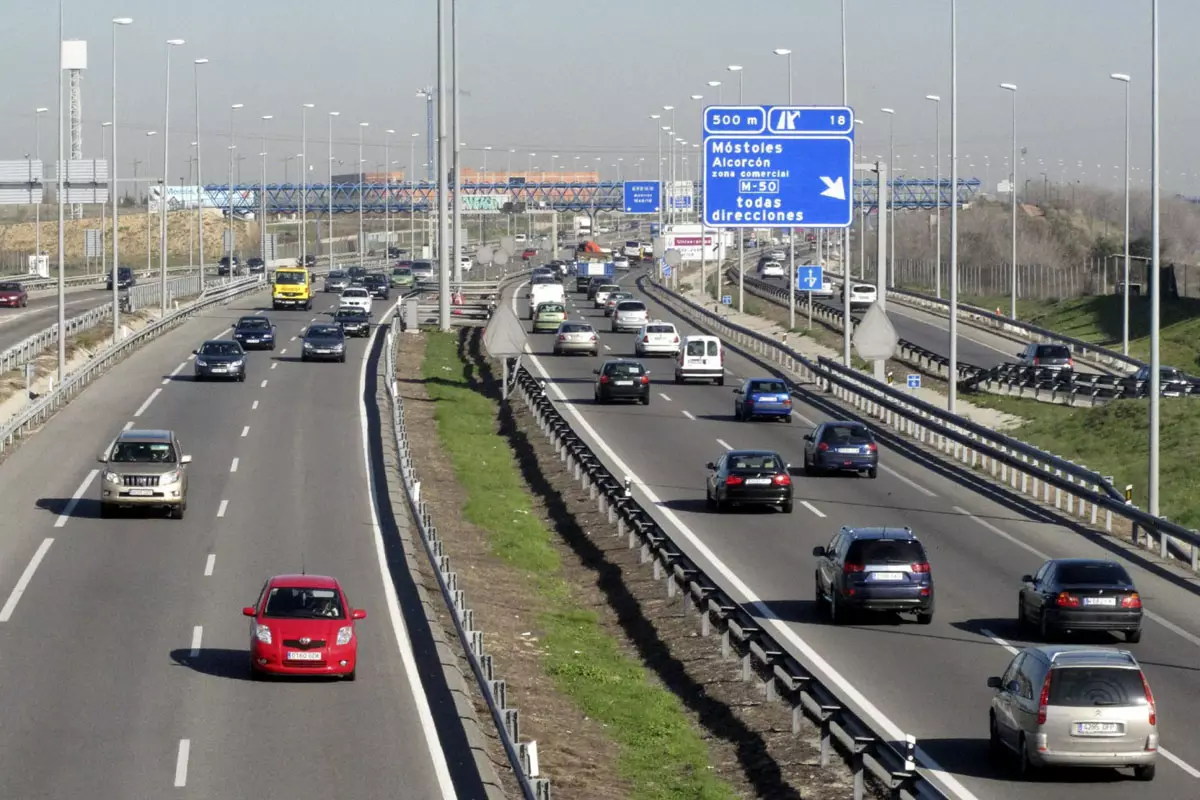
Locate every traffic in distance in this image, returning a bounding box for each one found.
[522,242,1163,784]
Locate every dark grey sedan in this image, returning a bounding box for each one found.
[193,340,247,381]
[301,324,347,362]
[324,270,350,293]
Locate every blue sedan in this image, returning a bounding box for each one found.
[733,378,793,422]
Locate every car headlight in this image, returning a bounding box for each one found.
[255,624,272,644]
[230,359,244,367]
[104,470,121,484]
[332,343,345,351]
[336,626,353,646]
[195,358,207,367]
[159,469,182,485]
[303,342,313,349]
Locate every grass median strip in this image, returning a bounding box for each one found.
[421,331,737,800]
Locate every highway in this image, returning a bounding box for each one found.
[0,282,482,798]
[514,264,1200,800]
[0,288,117,352]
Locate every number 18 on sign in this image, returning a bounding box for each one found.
[703,105,854,228]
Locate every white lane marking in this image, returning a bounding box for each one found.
[715,438,733,450]
[603,344,611,350]
[240,426,249,437]
[681,410,696,420]
[259,380,268,388]
[880,464,938,497]
[659,393,672,402]
[204,554,215,577]
[979,627,1019,655]
[189,626,203,658]
[169,360,188,380]
[133,388,162,417]
[173,740,190,787]
[270,363,278,370]
[290,335,297,342]
[251,400,259,410]
[0,538,54,622]
[229,457,239,473]
[216,499,228,518]
[358,299,458,798]
[122,421,134,431]
[280,348,287,355]
[793,411,817,427]
[514,281,983,800]
[55,469,99,528]
[188,354,196,361]
[801,500,826,518]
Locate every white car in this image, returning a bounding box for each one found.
[613,257,631,270]
[766,249,786,261]
[810,280,835,298]
[514,233,527,243]
[759,261,785,278]
[339,287,373,313]
[611,300,649,332]
[843,284,878,308]
[634,321,681,357]
[411,261,435,280]
[459,256,472,273]
[593,284,619,308]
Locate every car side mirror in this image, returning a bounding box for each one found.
[96,453,108,463]
[242,606,256,617]
[192,349,199,355]
[986,676,1003,689]
[352,609,367,620]
[705,461,716,470]
[1021,574,1034,584]
[1015,352,1024,359]
[803,434,813,441]
[812,546,826,557]
[181,454,193,464]
[592,369,600,374]
[732,388,742,394]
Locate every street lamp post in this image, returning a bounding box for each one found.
[227,104,243,270]
[159,38,185,315]
[328,111,339,265]
[55,0,65,384]
[663,105,675,224]
[100,121,112,278]
[385,129,395,248]
[33,107,48,259]
[144,131,157,274]
[1000,82,1018,318]
[774,47,795,327]
[707,80,723,103]
[948,0,960,413]
[1149,0,1162,522]
[925,95,942,297]
[358,122,368,271]
[193,58,207,289]
[727,64,745,312]
[110,17,133,341]
[881,108,895,287]
[1111,73,1132,356]
[410,133,419,251]
[260,115,272,262]
[300,103,313,263]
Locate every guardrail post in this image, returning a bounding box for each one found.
[851,736,874,800]
[818,705,840,767]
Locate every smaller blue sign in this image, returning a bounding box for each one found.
[623,180,661,214]
[796,265,824,292]
[662,265,672,277]
[721,295,733,306]
[906,374,921,390]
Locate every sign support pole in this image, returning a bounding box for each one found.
[874,160,888,382]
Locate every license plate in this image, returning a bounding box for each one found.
[615,380,634,386]
[744,478,772,485]
[245,338,259,343]
[837,447,860,454]
[210,367,227,372]
[1084,597,1117,606]
[870,572,904,581]
[126,489,154,497]
[1075,722,1119,734]
[286,651,322,661]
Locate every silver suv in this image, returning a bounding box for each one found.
[987,645,1157,780]
[97,429,192,519]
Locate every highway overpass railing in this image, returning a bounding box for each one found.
[638,274,1200,570]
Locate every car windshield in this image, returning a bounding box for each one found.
[308,326,342,338]
[1047,667,1147,707]
[275,271,306,285]
[749,380,788,394]
[1057,563,1131,585]
[598,285,618,293]
[728,453,783,471]
[605,362,644,376]
[200,342,242,356]
[1035,345,1071,359]
[847,538,926,565]
[236,319,269,330]
[685,340,710,357]
[262,586,345,619]
[853,285,874,293]
[412,262,433,272]
[822,424,873,445]
[110,441,177,463]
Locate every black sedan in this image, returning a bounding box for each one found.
[363,273,391,300]
[593,359,650,405]
[705,450,793,513]
[193,340,247,381]
[301,323,347,362]
[231,315,276,350]
[803,421,879,478]
[1019,558,1143,642]
[246,257,266,275]
[332,307,371,337]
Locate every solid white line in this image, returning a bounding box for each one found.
[880,464,938,497]
[216,499,228,518]
[0,538,54,622]
[230,457,239,473]
[240,426,249,437]
[681,410,696,420]
[801,500,826,518]
[979,627,1019,655]
[603,344,611,350]
[204,554,215,577]
[358,299,457,798]
[715,438,733,450]
[173,739,190,787]
[189,626,203,658]
[659,393,672,401]
[251,400,259,410]
[55,469,99,528]
[793,411,817,427]
[290,335,297,341]
[133,388,162,417]
[259,379,268,388]
[122,420,134,431]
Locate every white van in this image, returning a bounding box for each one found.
[675,335,724,385]
[528,281,566,319]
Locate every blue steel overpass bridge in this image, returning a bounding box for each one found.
[202,178,981,215]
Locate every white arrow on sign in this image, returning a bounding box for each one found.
[804,274,818,287]
[819,176,846,200]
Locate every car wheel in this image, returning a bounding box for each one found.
[867,467,878,479]
[594,392,604,404]
[988,714,1004,759]
[301,354,309,362]
[1134,764,1156,781]
[674,373,682,385]
[339,355,346,363]
[345,669,356,682]
[705,489,716,511]
[1126,627,1142,644]
[249,665,266,681]
[916,611,933,625]
[716,376,724,386]
[640,394,650,406]
[553,348,561,356]
[1017,597,1028,629]
[238,372,246,382]
[781,499,793,513]
[785,415,793,424]
[1038,610,1054,642]
[170,504,185,520]
[1017,735,1037,778]
[270,343,276,351]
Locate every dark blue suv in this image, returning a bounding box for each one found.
[802,420,878,478]
[813,527,933,625]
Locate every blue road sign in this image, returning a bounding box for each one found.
[721,295,733,306]
[662,265,672,277]
[623,180,661,213]
[906,374,921,390]
[703,105,854,229]
[796,265,824,292]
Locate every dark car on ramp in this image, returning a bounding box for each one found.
[193,339,247,381]
[1018,558,1143,643]
[332,306,371,337]
[363,273,391,300]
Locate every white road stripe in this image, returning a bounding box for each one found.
[133,388,162,417]
[55,469,99,528]
[880,464,938,497]
[173,740,190,787]
[715,438,733,450]
[204,554,215,576]
[122,421,134,431]
[801,500,826,518]
[290,335,297,341]
[658,393,672,401]
[217,499,229,518]
[251,400,259,410]
[259,380,268,388]
[280,348,287,354]
[0,538,54,622]
[170,361,188,376]
[681,410,696,420]
[603,344,611,350]
[240,426,249,437]
[189,626,203,658]
[270,363,278,370]
[230,457,239,473]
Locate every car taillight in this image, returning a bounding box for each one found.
[589,333,597,340]
[725,475,744,486]
[910,562,931,573]
[1037,672,1053,725]
[842,563,864,574]
[1122,592,1142,608]
[1068,358,1074,367]
[640,375,649,384]
[1055,592,1080,608]
[773,473,791,486]
[672,335,679,343]
[1140,672,1156,727]
[782,398,791,406]
[866,443,878,452]
[1033,357,1040,366]
[817,442,829,451]
[599,375,609,383]
[719,350,724,365]
[643,335,650,343]
[558,334,567,341]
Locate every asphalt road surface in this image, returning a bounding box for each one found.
[0,288,118,353]
[0,284,483,798]
[510,265,1200,800]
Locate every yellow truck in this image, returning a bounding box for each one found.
[272,266,313,310]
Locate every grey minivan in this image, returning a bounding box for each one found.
[987,645,1157,780]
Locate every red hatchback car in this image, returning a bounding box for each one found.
[242,574,366,680]
[0,281,28,308]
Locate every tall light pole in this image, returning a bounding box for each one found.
[451,0,463,284]
[663,105,675,224]
[300,103,313,263]
[227,104,243,268]
[727,64,744,101]
[948,0,960,413]
[100,121,112,278]
[1111,72,1132,356]
[839,0,853,366]
[925,95,942,298]
[193,58,207,288]
[773,48,793,101]
[55,0,65,384]
[159,38,184,315]
[880,108,896,289]
[410,133,419,251]
[1000,82,1018,318]
[358,122,369,271]
[260,115,271,261]
[385,129,395,247]
[110,17,133,341]
[774,47,795,327]
[649,114,662,233]
[1148,0,1162,521]
[728,64,745,312]
[144,130,157,273]
[327,111,339,265]
[33,107,48,259]
[436,0,451,329]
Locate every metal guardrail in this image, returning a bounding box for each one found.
[382,296,551,799]
[10,264,204,293]
[959,363,1199,404]
[638,274,1200,569]
[0,275,267,450]
[511,365,931,800]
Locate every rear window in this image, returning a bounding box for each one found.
[728,453,783,471]
[599,285,618,292]
[686,340,707,357]
[847,538,926,565]
[707,340,720,356]
[1035,345,1071,359]
[853,285,874,293]
[646,325,674,334]
[561,323,591,333]
[538,303,564,313]
[821,424,874,445]
[1047,667,1148,708]
[605,362,645,376]
[1056,563,1131,585]
[617,301,645,311]
[750,381,788,394]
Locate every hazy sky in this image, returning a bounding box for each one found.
[1,0,1196,194]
